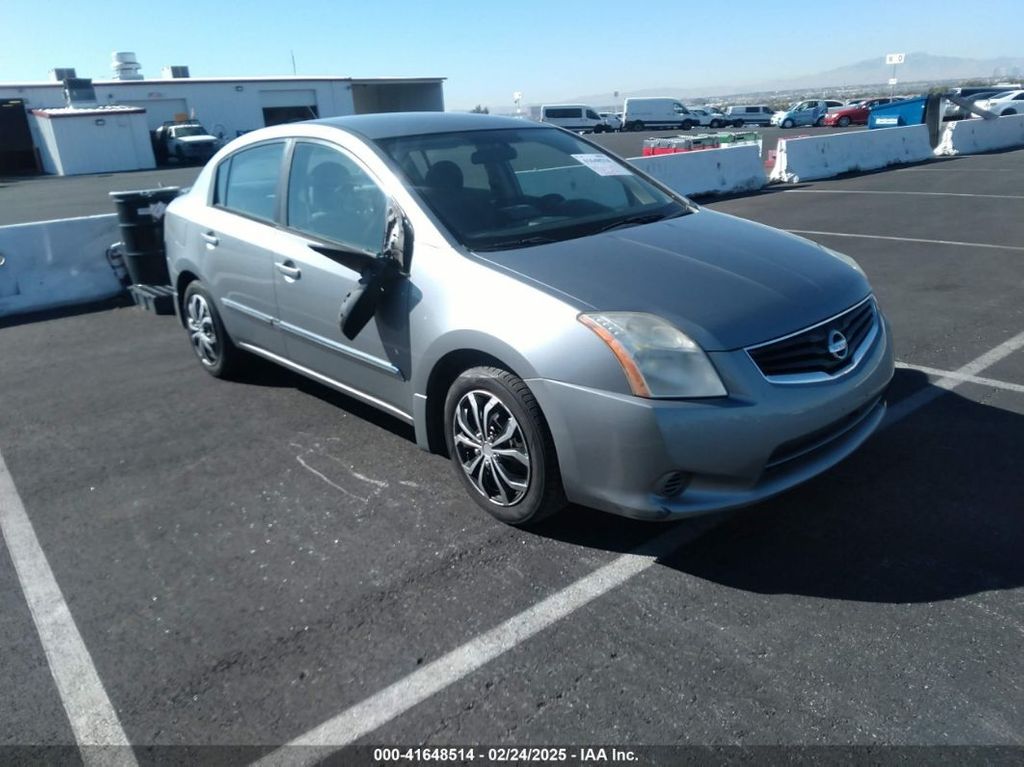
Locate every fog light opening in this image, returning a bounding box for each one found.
[654,471,691,499]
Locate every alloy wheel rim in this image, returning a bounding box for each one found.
[186,293,219,366]
[453,390,530,507]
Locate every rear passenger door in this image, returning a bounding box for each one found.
[202,141,288,355]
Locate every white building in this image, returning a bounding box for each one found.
[0,62,446,175]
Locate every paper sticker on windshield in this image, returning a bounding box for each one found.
[571,153,633,176]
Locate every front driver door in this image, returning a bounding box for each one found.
[272,140,411,417]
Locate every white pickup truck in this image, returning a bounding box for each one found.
[154,121,219,165]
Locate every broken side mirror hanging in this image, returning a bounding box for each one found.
[308,198,413,341]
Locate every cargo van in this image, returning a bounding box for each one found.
[622,98,696,131]
[539,104,611,133]
[722,105,773,127]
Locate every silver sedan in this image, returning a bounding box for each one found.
[165,112,893,526]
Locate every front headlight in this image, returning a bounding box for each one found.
[578,312,727,398]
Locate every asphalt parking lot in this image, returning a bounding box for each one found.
[2,147,1023,764]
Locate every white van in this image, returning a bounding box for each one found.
[622,97,696,131]
[540,104,611,133]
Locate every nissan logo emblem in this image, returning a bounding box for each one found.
[828,329,849,361]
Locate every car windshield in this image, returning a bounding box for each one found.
[376,127,689,252]
[174,126,206,137]
[988,91,1013,100]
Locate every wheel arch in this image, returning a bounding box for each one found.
[416,336,539,456]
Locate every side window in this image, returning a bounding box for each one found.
[286,142,386,253]
[217,142,285,222]
[586,110,601,120]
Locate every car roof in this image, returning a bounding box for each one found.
[309,112,546,140]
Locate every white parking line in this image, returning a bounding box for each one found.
[252,520,718,766]
[887,330,1024,426]
[787,230,1024,252]
[255,331,1024,762]
[0,450,137,766]
[896,362,1024,394]
[783,189,1024,200]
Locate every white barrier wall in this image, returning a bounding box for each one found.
[935,114,1024,156]
[769,125,934,183]
[629,145,767,197]
[0,214,123,318]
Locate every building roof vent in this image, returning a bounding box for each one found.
[161,65,191,79]
[50,67,77,82]
[63,78,97,107]
[111,51,143,80]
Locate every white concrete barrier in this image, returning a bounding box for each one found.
[935,114,1024,156]
[769,125,934,183]
[0,214,124,318]
[629,144,767,197]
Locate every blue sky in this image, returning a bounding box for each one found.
[2,0,1021,108]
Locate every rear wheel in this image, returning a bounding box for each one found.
[680,120,694,131]
[182,281,244,379]
[444,367,566,526]
[732,119,744,128]
[814,116,825,127]
[710,119,723,129]
[631,120,645,132]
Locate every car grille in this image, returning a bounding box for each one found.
[747,298,878,382]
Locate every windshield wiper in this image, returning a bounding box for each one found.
[473,235,559,252]
[594,210,685,234]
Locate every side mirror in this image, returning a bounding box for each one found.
[309,198,413,340]
[382,198,413,275]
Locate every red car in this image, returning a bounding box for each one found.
[823,97,899,127]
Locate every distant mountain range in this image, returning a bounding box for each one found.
[487,53,1024,111]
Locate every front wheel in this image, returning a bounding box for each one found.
[710,119,723,129]
[444,367,566,526]
[1002,109,1017,116]
[680,120,694,131]
[182,281,244,379]
[838,116,851,127]
[782,118,794,129]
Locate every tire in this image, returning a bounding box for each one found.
[174,145,186,164]
[680,120,694,131]
[182,281,244,379]
[838,116,851,127]
[444,366,567,526]
[633,120,646,132]
[732,119,744,128]
[782,118,794,129]
[814,116,825,127]
[710,119,723,129]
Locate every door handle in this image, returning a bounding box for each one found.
[201,231,219,247]
[275,261,301,280]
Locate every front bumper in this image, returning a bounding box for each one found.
[528,317,894,520]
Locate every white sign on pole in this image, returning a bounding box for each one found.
[888,77,899,86]
[885,53,906,65]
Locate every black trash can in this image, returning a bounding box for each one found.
[109,187,181,286]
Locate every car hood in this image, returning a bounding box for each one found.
[177,135,218,144]
[474,209,871,351]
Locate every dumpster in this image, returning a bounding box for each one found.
[109,187,180,285]
[868,97,927,129]
[109,187,180,314]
